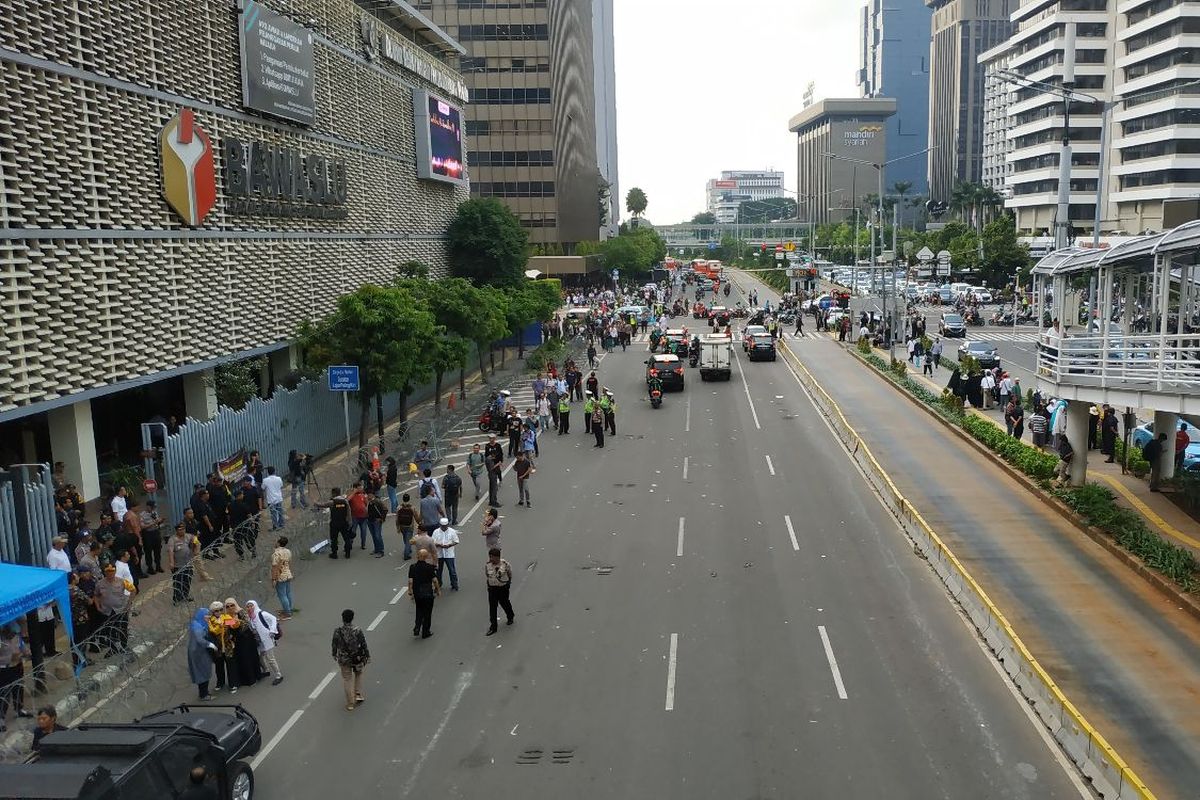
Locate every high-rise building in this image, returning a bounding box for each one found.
[705,170,786,223]
[419,0,614,248]
[858,0,933,193]
[978,41,1015,196]
[789,99,897,225]
[926,0,1017,203]
[981,0,1200,237]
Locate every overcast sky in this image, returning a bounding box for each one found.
[612,0,861,225]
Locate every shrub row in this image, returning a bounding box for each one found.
[854,349,1200,594]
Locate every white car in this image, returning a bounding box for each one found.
[969,287,992,303]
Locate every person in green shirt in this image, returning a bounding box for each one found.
[557,395,571,435]
[583,394,595,434]
[599,391,617,435]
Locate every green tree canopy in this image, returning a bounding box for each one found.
[737,197,796,224]
[626,187,648,218]
[447,198,529,288]
[691,211,716,225]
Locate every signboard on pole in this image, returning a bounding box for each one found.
[612,268,620,282]
[937,249,952,265]
[775,252,784,261]
[937,264,951,276]
[328,365,360,392]
[916,246,935,262]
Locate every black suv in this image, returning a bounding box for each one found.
[747,334,777,361]
[646,354,685,390]
[0,704,261,800]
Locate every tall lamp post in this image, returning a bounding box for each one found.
[824,146,937,360]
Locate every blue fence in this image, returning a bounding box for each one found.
[0,465,57,565]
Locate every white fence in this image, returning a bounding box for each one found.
[0,464,57,566]
[1037,332,1200,392]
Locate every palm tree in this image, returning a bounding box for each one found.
[891,181,913,228]
[977,185,1003,226]
[951,181,985,228]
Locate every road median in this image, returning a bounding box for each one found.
[778,338,1156,800]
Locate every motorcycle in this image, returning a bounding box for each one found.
[723,284,731,297]
[649,387,663,409]
[689,349,700,368]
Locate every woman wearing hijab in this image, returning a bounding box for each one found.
[188,608,217,700]
[245,600,283,686]
[224,598,261,688]
[206,600,239,694]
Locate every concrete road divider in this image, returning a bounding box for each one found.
[778,339,1155,800]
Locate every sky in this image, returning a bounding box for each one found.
[612,0,861,225]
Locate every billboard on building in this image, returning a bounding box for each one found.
[714,180,737,189]
[238,0,317,126]
[413,89,466,186]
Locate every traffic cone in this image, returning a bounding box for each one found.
[370,447,380,471]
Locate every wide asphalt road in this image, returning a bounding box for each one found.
[160,312,1096,798]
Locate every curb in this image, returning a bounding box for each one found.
[777,339,1155,800]
[844,345,1200,625]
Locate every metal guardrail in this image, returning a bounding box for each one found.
[778,338,1156,800]
[1038,332,1200,392]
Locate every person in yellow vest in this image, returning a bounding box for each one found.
[600,389,617,435]
[557,395,571,435]
[583,393,596,434]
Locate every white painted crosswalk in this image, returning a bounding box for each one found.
[965,331,1041,343]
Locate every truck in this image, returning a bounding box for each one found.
[0,704,262,800]
[698,333,733,381]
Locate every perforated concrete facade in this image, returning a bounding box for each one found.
[0,0,468,416]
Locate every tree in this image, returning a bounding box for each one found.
[737,197,797,224]
[474,286,511,378]
[980,214,1030,286]
[447,198,529,288]
[626,187,648,218]
[891,181,913,228]
[691,211,716,225]
[298,285,436,448]
[397,260,429,279]
[598,175,612,227]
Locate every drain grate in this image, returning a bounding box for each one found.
[516,748,543,765]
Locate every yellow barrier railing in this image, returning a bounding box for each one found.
[778,338,1155,800]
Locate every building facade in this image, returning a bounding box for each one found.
[789,99,897,225]
[926,0,1018,203]
[418,0,610,247]
[858,0,933,192]
[984,0,1200,237]
[0,0,469,497]
[593,0,620,237]
[705,170,786,223]
[979,40,1016,195]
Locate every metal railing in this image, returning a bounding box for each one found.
[1037,331,1200,392]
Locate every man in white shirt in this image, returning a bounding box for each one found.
[110,486,129,522]
[262,466,285,531]
[980,372,996,409]
[431,518,460,592]
[45,536,72,573]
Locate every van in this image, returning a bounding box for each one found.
[699,334,732,381]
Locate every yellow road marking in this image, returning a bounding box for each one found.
[1097,474,1200,550]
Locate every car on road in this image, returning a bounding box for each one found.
[938,285,954,304]
[646,353,685,390]
[747,334,777,361]
[969,287,993,303]
[957,339,1000,370]
[827,307,849,327]
[1132,420,1200,470]
[663,327,690,355]
[939,312,967,338]
[616,305,648,319]
[741,325,767,350]
[0,704,261,800]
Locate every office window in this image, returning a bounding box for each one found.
[467,150,555,167]
[465,119,553,136]
[456,24,549,41]
[468,87,552,105]
[471,181,556,197]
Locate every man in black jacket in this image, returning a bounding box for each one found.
[442,465,463,525]
[1144,432,1168,491]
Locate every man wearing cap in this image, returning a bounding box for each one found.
[139,500,165,574]
[601,389,617,435]
[485,435,504,507]
[413,441,434,477]
[93,563,136,656]
[432,518,460,591]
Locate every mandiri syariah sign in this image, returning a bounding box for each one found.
[239,0,317,126]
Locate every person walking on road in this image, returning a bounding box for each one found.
[980,371,995,410]
[931,339,942,370]
[485,449,503,508]
[395,494,416,560]
[245,600,283,685]
[188,608,217,701]
[168,522,199,605]
[536,395,552,439]
[413,441,434,477]
[485,548,515,636]
[419,484,445,535]
[514,451,534,507]
[922,350,933,376]
[315,488,352,560]
[432,518,460,591]
[794,311,804,337]
[348,484,369,551]
[481,507,502,550]
[558,394,571,435]
[331,609,369,711]
[270,536,296,618]
[407,550,441,639]
[1144,432,1168,491]
[1101,405,1119,462]
[466,445,486,501]
[442,465,463,525]
[262,466,285,531]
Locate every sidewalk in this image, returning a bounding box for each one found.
[898,355,1200,559]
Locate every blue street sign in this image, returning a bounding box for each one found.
[328,365,360,392]
[708,242,718,251]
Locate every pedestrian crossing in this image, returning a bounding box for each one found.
[964,331,1042,343]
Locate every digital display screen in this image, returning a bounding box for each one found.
[413,90,466,186]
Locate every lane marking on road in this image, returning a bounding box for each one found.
[765,454,776,475]
[401,671,475,797]
[685,394,692,432]
[784,514,799,551]
[665,633,679,711]
[676,517,686,557]
[682,455,689,481]
[389,587,409,605]
[309,670,338,700]
[366,609,389,631]
[732,347,762,430]
[251,709,304,771]
[817,625,848,700]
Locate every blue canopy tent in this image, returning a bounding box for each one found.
[0,563,74,660]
